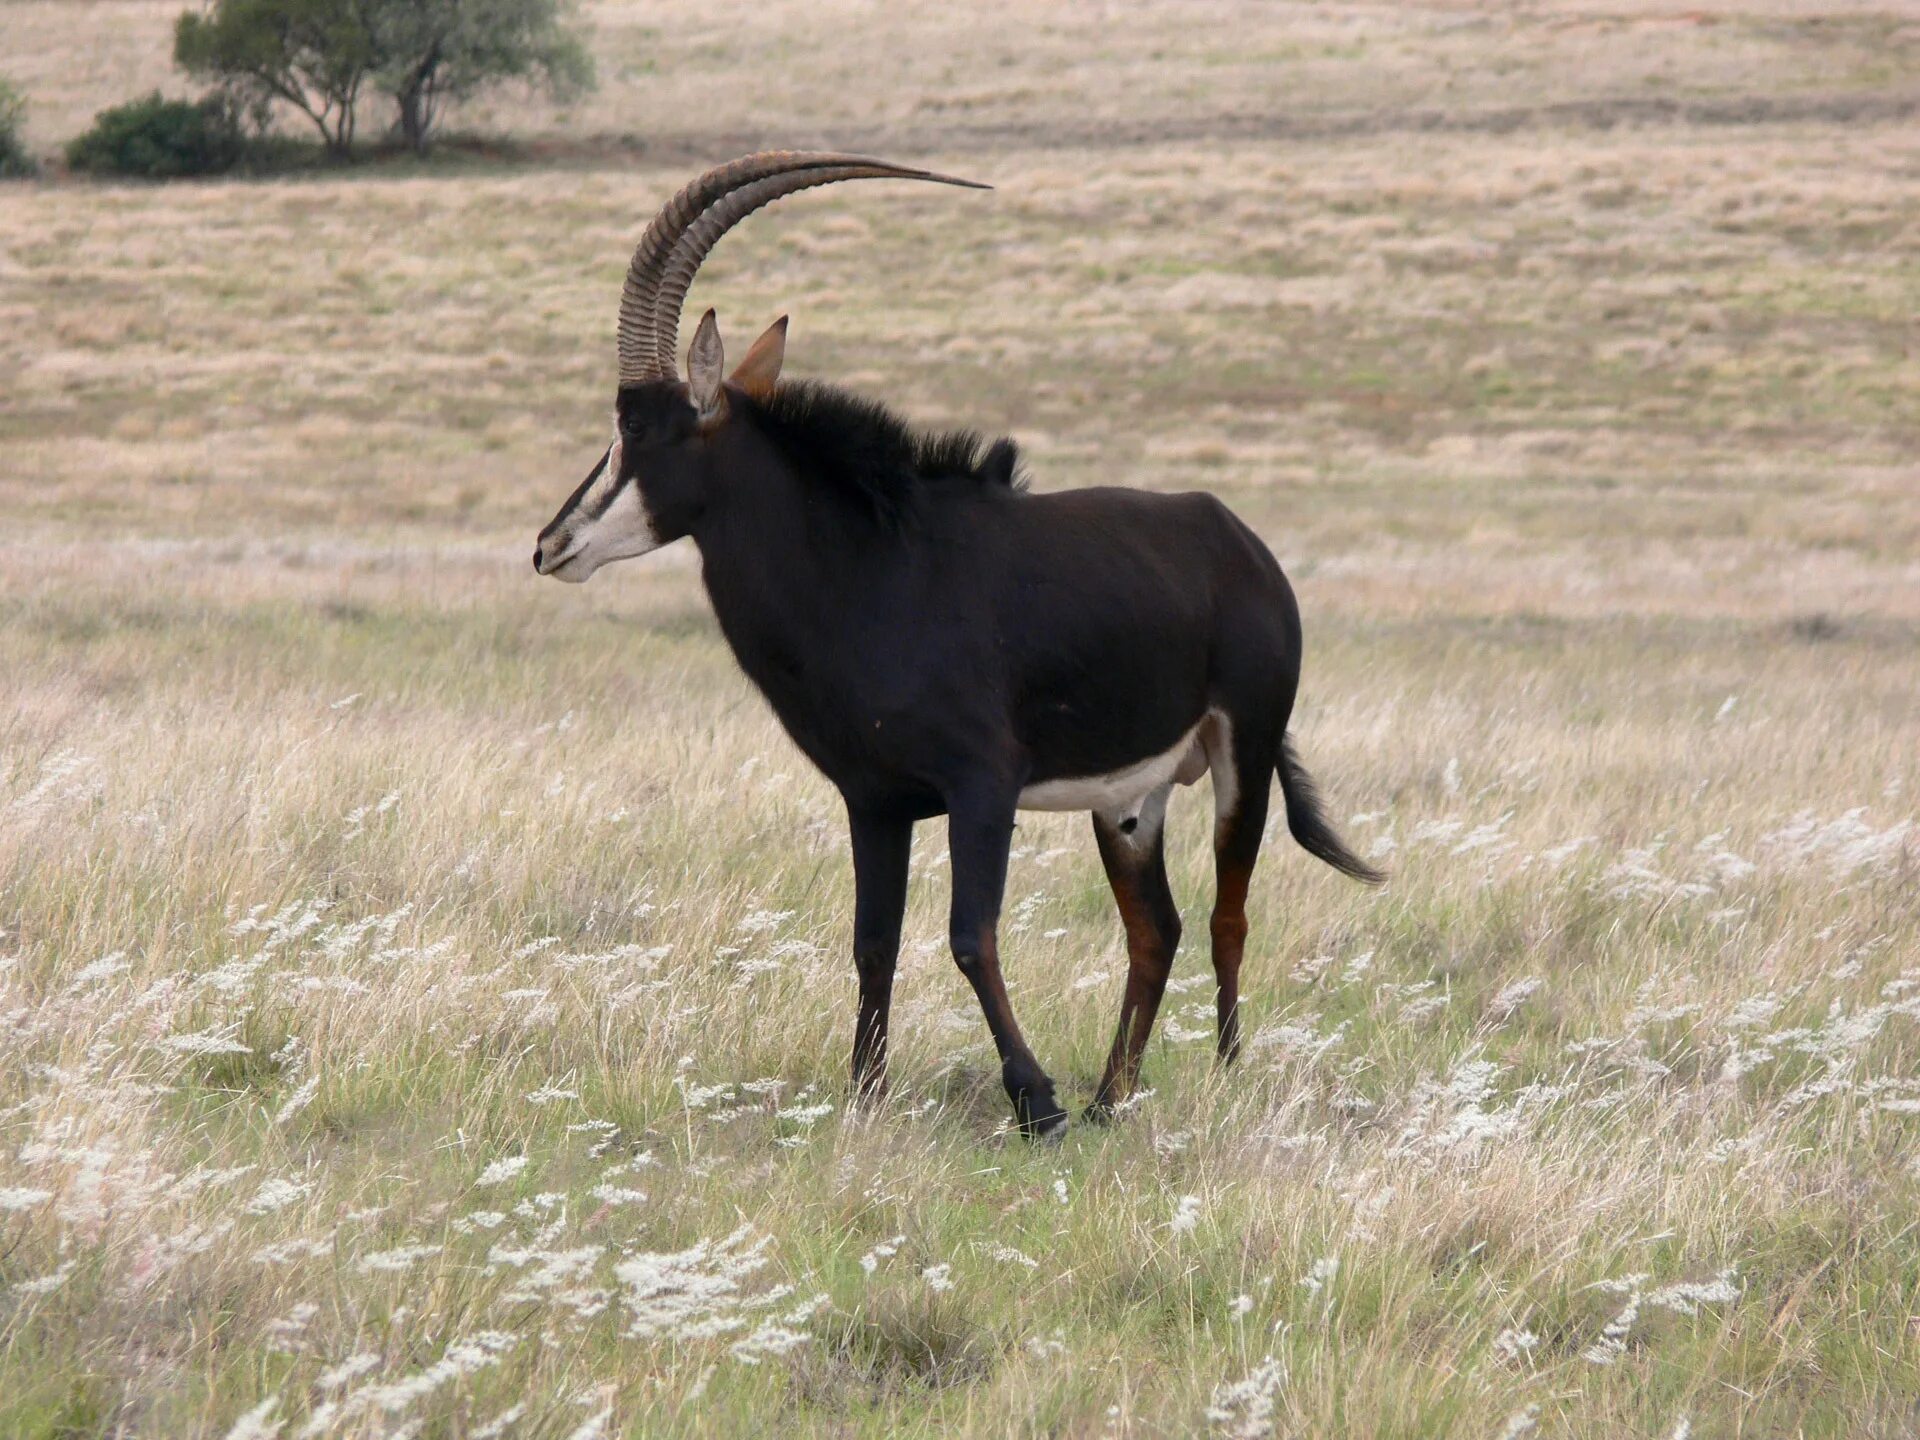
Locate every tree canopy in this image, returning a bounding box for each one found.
[173,0,592,159]
[373,0,592,154]
[175,0,374,158]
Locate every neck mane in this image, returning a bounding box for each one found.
[739,381,1023,529]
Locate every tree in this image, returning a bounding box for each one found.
[369,0,592,155]
[175,0,376,160]
[0,77,36,178]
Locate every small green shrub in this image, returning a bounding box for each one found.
[0,77,35,177]
[65,92,244,179]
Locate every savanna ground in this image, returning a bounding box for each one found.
[4,2,1920,1435]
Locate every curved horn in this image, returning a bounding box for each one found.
[617,152,854,385]
[615,151,987,387]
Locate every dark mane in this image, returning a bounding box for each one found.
[744,381,1024,527]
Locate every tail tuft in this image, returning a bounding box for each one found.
[1278,736,1387,885]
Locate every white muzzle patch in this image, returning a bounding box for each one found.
[538,429,667,582]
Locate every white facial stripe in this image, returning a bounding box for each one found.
[545,423,666,582]
[579,425,624,517]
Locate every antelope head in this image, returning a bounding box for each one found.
[533,152,986,583]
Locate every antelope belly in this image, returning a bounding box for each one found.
[1017,722,1205,813]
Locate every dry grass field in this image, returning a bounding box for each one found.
[4,3,1920,1436]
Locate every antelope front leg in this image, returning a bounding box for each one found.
[848,806,912,1104]
[946,789,1066,1138]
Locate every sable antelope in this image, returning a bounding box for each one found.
[534,153,1382,1138]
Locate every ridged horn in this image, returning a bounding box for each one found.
[615,151,987,387]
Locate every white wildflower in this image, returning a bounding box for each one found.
[472,1404,527,1440]
[734,909,795,935]
[978,1242,1038,1270]
[589,1184,648,1207]
[357,1244,441,1274]
[1452,811,1515,857]
[316,1353,382,1392]
[1724,994,1784,1029]
[1762,809,1913,877]
[9,750,103,817]
[163,1030,252,1055]
[253,1237,335,1265]
[731,1294,828,1364]
[1538,835,1594,867]
[222,1396,283,1440]
[1169,1195,1203,1235]
[1492,1327,1539,1362]
[1646,1269,1740,1315]
[14,1260,77,1296]
[244,1178,311,1216]
[1490,978,1542,1018]
[275,1075,320,1125]
[1300,1255,1339,1297]
[1206,1354,1285,1439]
[475,1156,529,1187]
[616,1225,783,1342]
[859,1235,905,1275]
[263,1302,318,1345]
[921,1263,954,1292]
[775,1100,834,1126]
[67,952,131,989]
[350,1332,516,1415]
[1584,1269,1737,1364]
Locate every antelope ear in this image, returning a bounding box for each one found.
[688,309,725,416]
[728,316,788,400]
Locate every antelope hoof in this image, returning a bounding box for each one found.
[1006,1061,1067,1140]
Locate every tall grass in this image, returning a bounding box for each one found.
[4,2,1919,1434]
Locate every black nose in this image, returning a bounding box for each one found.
[532,546,543,572]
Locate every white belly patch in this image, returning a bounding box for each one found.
[1017,720,1209,814]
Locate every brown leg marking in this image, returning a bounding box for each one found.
[1210,861,1252,1063]
[1210,746,1271,1066]
[1089,792,1181,1114]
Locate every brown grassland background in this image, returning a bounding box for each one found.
[2,2,1919,1436]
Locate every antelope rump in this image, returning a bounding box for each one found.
[534,152,1383,1137]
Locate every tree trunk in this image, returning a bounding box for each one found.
[397,86,427,153]
[395,46,442,156]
